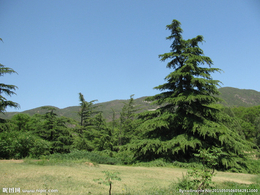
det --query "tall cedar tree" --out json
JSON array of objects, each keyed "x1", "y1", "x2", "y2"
[
  {"x1": 92, "y1": 112, "x2": 116, "y2": 151},
  {"x1": 78, "y1": 93, "x2": 98, "y2": 132},
  {"x1": 74, "y1": 93, "x2": 99, "y2": 151},
  {"x1": 129, "y1": 20, "x2": 253, "y2": 170},
  {"x1": 36, "y1": 107, "x2": 73, "y2": 154},
  {"x1": 119, "y1": 95, "x2": 140, "y2": 146},
  {"x1": 0, "y1": 38, "x2": 19, "y2": 114}
]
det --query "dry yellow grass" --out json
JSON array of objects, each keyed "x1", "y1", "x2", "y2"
[{"x1": 0, "y1": 160, "x2": 257, "y2": 195}]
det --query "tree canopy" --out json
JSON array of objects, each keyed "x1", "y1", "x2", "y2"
[
  {"x1": 0, "y1": 38, "x2": 19, "y2": 114},
  {"x1": 127, "y1": 19, "x2": 253, "y2": 170}
]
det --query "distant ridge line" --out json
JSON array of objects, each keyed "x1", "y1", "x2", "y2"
[{"x1": 1, "y1": 87, "x2": 260, "y2": 121}]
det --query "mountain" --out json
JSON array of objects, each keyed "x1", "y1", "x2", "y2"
[
  {"x1": 0, "y1": 96, "x2": 157, "y2": 122},
  {"x1": 1, "y1": 87, "x2": 260, "y2": 121},
  {"x1": 218, "y1": 87, "x2": 260, "y2": 107}
]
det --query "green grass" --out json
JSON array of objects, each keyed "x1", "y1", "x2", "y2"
[{"x1": 1, "y1": 160, "x2": 259, "y2": 195}]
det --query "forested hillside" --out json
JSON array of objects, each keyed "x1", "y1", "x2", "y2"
[
  {"x1": 0, "y1": 96, "x2": 155, "y2": 121},
  {"x1": 219, "y1": 87, "x2": 260, "y2": 107},
  {"x1": 1, "y1": 87, "x2": 260, "y2": 121}
]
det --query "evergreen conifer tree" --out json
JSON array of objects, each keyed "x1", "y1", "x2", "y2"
[
  {"x1": 119, "y1": 95, "x2": 140, "y2": 146},
  {"x1": 36, "y1": 107, "x2": 73, "y2": 153},
  {"x1": 78, "y1": 93, "x2": 98, "y2": 129},
  {"x1": 74, "y1": 93, "x2": 100, "y2": 151},
  {"x1": 0, "y1": 38, "x2": 19, "y2": 113},
  {"x1": 92, "y1": 112, "x2": 116, "y2": 151},
  {"x1": 129, "y1": 20, "x2": 253, "y2": 170}
]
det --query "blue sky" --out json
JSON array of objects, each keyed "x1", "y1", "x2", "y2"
[{"x1": 1, "y1": 0, "x2": 260, "y2": 112}]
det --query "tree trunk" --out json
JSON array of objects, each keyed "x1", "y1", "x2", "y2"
[{"x1": 109, "y1": 183, "x2": 112, "y2": 195}]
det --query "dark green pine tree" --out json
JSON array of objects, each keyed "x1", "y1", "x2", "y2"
[
  {"x1": 92, "y1": 112, "x2": 116, "y2": 151},
  {"x1": 118, "y1": 95, "x2": 140, "y2": 146},
  {"x1": 129, "y1": 20, "x2": 253, "y2": 170},
  {"x1": 78, "y1": 93, "x2": 99, "y2": 129},
  {"x1": 0, "y1": 38, "x2": 19, "y2": 114},
  {"x1": 36, "y1": 107, "x2": 73, "y2": 154},
  {"x1": 73, "y1": 93, "x2": 99, "y2": 151}
]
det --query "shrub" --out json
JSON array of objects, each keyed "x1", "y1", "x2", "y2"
[
  {"x1": 85, "y1": 151, "x2": 122, "y2": 165},
  {"x1": 133, "y1": 158, "x2": 170, "y2": 167},
  {"x1": 0, "y1": 131, "x2": 50, "y2": 159},
  {"x1": 104, "y1": 150, "x2": 135, "y2": 165},
  {"x1": 94, "y1": 171, "x2": 121, "y2": 195},
  {"x1": 176, "y1": 147, "x2": 223, "y2": 191},
  {"x1": 47, "y1": 150, "x2": 122, "y2": 165},
  {"x1": 172, "y1": 161, "x2": 202, "y2": 169},
  {"x1": 244, "y1": 159, "x2": 260, "y2": 174}
]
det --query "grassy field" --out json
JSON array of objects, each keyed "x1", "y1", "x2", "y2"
[{"x1": 0, "y1": 160, "x2": 259, "y2": 195}]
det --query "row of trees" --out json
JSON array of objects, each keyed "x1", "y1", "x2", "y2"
[
  {"x1": 0, "y1": 20, "x2": 259, "y2": 172},
  {"x1": 0, "y1": 93, "x2": 259, "y2": 160},
  {"x1": 0, "y1": 93, "x2": 139, "y2": 158}
]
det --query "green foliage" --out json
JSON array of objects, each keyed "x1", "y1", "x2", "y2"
[
  {"x1": 194, "y1": 147, "x2": 224, "y2": 170},
  {"x1": 113, "y1": 150, "x2": 135, "y2": 164},
  {"x1": 73, "y1": 94, "x2": 142, "y2": 154},
  {"x1": 94, "y1": 170, "x2": 121, "y2": 185},
  {"x1": 176, "y1": 173, "x2": 198, "y2": 191},
  {"x1": 72, "y1": 136, "x2": 94, "y2": 151},
  {"x1": 0, "y1": 131, "x2": 50, "y2": 159},
  {"x1": 133, "y1": 158, "x2": 169, "y2": 167},
  {"x1": 177, "y1": 148, "x2": 223, "y2": 191},
  {"x1": 0, "y1": 118, "x2": 16, "y2": 132},
  {"x1": 49, "y1": 150, "x2": 121, "y2": 165},
  {"x1": 92, "y1": 113, "x2": 116, "y2": 151},
  {"x1": 0, "y1": 38, "x2": 19, "y2": 113},
  {"x1": 75, "y1": 93, "x2": 117, "y2": 152},
  {"x1": 10, "y1": 113, "x2": 32, "y2": 131},
  {"x1": 0, "y1": 109, "x2": 79, "y2": 159},
  {"x1": 78, "y1": 92, "x2": 99, "y2": 128},
  {"x1": 118, "y1": 95, "x2": 141, "y2": 146},
  {"x1": 94, "y1": 170, "x2": 121, "y2": 195},
  {"x1": 24, "y1": 150, "x2": 122, "y2": 166},
  {"x1": 35, "y1": 107, "x2": 73, "y2": 154},
  {"x1": 87, "y1": 151, "x2": 122, "y2": 165},
  {"x1": 126, "y1": 19, "x2": 253, "y2": 171},
  {"x1": 242, "y1": 159, "x2": 260, "y2": 174},
  {"x1": 0, "y1": 63, "x2": 19, "y2": 113},
  {"x1": 229, "y1": 106, "x2": 260, "y2": 147},
  {"x1": 24, "y1": 155, "x2": 90, "y2": 166}
]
